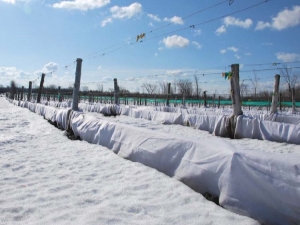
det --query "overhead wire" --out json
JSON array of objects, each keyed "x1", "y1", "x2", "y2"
[{"x1": 86, "y1": 0, "x2": 270, "y2": 60}]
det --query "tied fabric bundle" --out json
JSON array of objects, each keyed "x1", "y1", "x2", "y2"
[{"x1": 222, "y1": 72, "x2": 233, "y2": 80}]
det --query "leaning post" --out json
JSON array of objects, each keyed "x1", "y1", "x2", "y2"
[
  {"x1": 230, "y1": 64, "x2": 243, "y2": 116},
  {"x1": 72, "y1": 58, "x2": 83, "y2": 111},
  {"x1": 37, "y1": 73, "x2": 45, "y2": 103},
  {"x1": 271, "y1": 74, "x2": 280, "y2": 114}
]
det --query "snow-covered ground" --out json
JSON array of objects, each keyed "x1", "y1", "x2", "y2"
[
  {"x1": 2, "y1": 97, "x2": 300, "y2": 225},
  {"x1": 0, "y1": 96, "x2": 259, "y2": 225}
]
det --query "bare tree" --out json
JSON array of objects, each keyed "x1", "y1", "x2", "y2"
[
  {"x1": 250, "y1": 71, "x2": 260, "y2": 98},
  {"x1": 96, "y1": 82, "x2": 103, "y2": 92},
  {"x1": 240, "y1": 83, "x2": 249, "y2": 99},
  {"x1": 119, "y1": 86, "x2": 130, "y2": 94},
  {"x1": 173, "y1": 79, "x2": 178, "y2": 94},
  {"x1": 81, "y1": 86, "x2": 89, "y2": 92},
  {"x1": 158, "y1": 81, "x2": 169, "y2": 94},
  {"x1": 141, "y1": 83, "x2": 157, "y2": 94},
  {"x1": 177, "y1": 79, "x2": 193, "y2": 96},
  {"x1": 277, "y1": 64, "x2": 299, "y2": 112},
  {"x1": 193, "y1": 75, "x2": 201, "y2": 97}
]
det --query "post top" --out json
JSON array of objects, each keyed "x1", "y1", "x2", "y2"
[{"x1": 76, "y1": 58, "x2": 83, "y2": 62}]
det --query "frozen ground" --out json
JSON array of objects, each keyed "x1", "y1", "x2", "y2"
[{"x1": 0, "y1": 96, "x2": 259, "y2": 225}]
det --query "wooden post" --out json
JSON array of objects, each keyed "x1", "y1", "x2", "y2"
[
  {"x1": 72, "y1": 58, "x2": 83, "y2": 111},
  {"x1": 203, "y1": 91, "x2": 207, "y2": 107},
  {"x1": 166, "y1": 83, "x2": 171, "y2": 106},
  {"x1": 37, "y1": 73, "x2": 45, "y2": 103},
  {"x1": 113, "y1": 78, "x2": 119, "y2": 104},
  {"x1": 292, "y1": 87, "x2": 296, "y2": 113},
  {"x1": 20, "y1": 86, "x2": 24, "y2": 101},
  {"x1": 279, "y1": 92, "x2": 282, "y2": 111},
  {"x1": 58, "y1": 86, "x2": 62, "y2": 102},
  {"x1": 271, "y1": 74, "x2": 280, "y2": 114},
  {"x1": 28, "y1": 81, "x2": 32, "y2": 101},
  {"x1": 213, "y1": 94, "x2": 216, "y2": 108},
  {"x1": 218, "y1": 95, "x2": 220, "y2": 108},
  {"x1": 230, "y1": 64, "x2": 243, "y2": 116}
]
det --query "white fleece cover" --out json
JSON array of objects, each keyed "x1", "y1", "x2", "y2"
[
  {"x1": 6, "y1": 98, "x2": 300, "y2": 224},
  {"x1": 68, "y1": 111, "x2": 300, "y2": 225},
  {"x1": 2, "y1": 97, "x2": 261, "y2": 225}
]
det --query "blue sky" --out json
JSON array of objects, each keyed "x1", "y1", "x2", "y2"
[{"x1": 1, "y1": 0, "x2": 300, "y2": 94}]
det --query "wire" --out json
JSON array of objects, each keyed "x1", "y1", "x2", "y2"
[
  {"x1": 83, "y1": 0, "x2": 231, "y2": 60},
  {"x1": 146, "y1": 0, "x2": 229, "y2": 34},
  {"x1": 87, "y1": 0, "x2": 270, "y2": 60}
]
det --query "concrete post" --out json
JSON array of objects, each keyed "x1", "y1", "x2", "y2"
[
  {"x1": 113, "y1": 78, "x2": 119, "y2": 104},
  {"x1": 37, "y1": 73, "x2": 45, "y2": 103},
  {"x1": 28, "y1": 81, "x2": 32, "y2": 101},
  {"x1": 72, "y1": 58, "x2": 83, "y2": 111},
  {"x1": 230, "y1": 64, "x2": 243, "y2": 116},
  {"x1": 271, "y1": 74, "x2": 280, "y2": 114},
  {"x1": 166, "y1": 83, "x2": 171, "y2": 106}
]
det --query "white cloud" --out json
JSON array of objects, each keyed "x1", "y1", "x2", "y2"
[
  {"x1": 34, "y1": 62, "x2": 59, "y2": 76},
  {"x1": 255, "y1": 21, "x2": 271, "y2": 30},
  {"x1": 245, "y1": 52, "x2": 251, "y2": 56},
  {"x1": 158, "y1": 47, "x2": 164, "y2": 51},
  {"x1": 234, "y1": 54, "x2": 241, "y2": 59},
  {"x1": 220, "y1": 49, "x2": 227, "y2": 54},
  {"x1": 228, "y1": 46, "x2": 239, "y2": 52},
  {"x1": 166, "y1": 70, "x2": 183, "y2": 76},
  {"x1": 262, "y1": 42, "x2": 273, "y2": 46},
  {"x1": 52, "y1": 0, "x2": 110, "y2": 11},
  {"x1": 97, "y1": 65, "x2": 102, "y2": 70},
  {"x1": 194, "y1": 29, "x2": 202, "y2": 36},
  {"x1": 2, "y1": 0, "x2": 16, "y2": 4},
  {"x1": 154, "y1": 53, "x2": 158, "y2": 57},
  {"x1": 215, "y1": 25, "x2": 226, "y2": 35},
  {"x1": 102, "y1": 76, "x2": 113, "y2": 83},
  {"x1": 276, "y1": 52, "x2": 300, "y2": 62},
  {"x1": 216, "y1": 16, "x2": 252, "y2": 35},
  {"x1": 125, "y1": 77, "x2": 135, "y2": 81},
  {"x1": 160, "y1": 35, "x2": 189, "y2": 48},
  {"x1": 101, "y1": 17, "x2": 113, "y2": 27},
  {"x1": 149, "y1": 22, "x2": 154, "y2": 27},
  {"x1": 0, "y1": 67, "x2": 30, "y2": 80},
  {"x1": 192, "y1": 41, "x2": 202, "y2": 49},
  {"x1": 224, "y1": 16, "x2": 253, "y2": 28},
  {"x1": 110, "y1": 2, "x2": 142, "y2": 19},
  {"x1": 147, "y1": 13, "x2": 161, "y2": 22},
  {"x1": 255, "y1": 6, "x2": 300, "y2": 30},
  {"x1": 163, "y1": 16, "x2": 184, "y2": 25}
]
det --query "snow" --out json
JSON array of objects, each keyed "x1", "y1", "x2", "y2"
[
  {"x1": 2, "y1": 98, "x2": 300, "y2": 225},
  {"x1": 0, "y1": 96, "x2": 259, "y2": 225}
]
